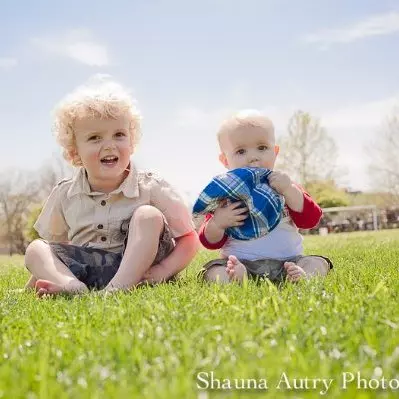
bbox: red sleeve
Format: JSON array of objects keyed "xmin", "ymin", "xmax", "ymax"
[
  {"xmin": 198, "ymin": 213, "xmax": 228, "ymax": 249},
  {"xmin": 287, "ymin": 184, "xmax": 322, "ymax": 229}
]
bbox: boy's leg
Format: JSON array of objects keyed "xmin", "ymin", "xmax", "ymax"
[
  {"xmin": 24, "ymin": 275, "xmax": 37, "ymax": 289},
  {"xmin": 284, "ymin": 256, "xmax": 330, "ymax": 282},
  {"xmin": 104, "ymin": 205, "xmax": 165, "ymax": 291},
  {"xmin": 24, "ymin": 240, "xmax": 88, "ymax": 295}
]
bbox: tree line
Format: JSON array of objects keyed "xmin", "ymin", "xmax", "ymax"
[{"xmin": 1, "ymin": 107, "xmax": 398, "ymax": 255}]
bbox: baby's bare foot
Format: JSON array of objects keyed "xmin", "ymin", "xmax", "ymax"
[
  {"xmin": 284, "ymin": 262, "xmax": 306, "ymax": 283},
  {"xmin": 34, "ymin": 280, "xmax": 88, "ymax": 298},
  {"xmin": 226, "ymin": 255, "xmax": 247, "ymax": 283}
]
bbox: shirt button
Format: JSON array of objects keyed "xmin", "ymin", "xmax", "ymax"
[
  {"xmin": 97, "ymin": 224, "xmax": 103, "ymax": 229},
  {"xmin": 101, "ymin": 236, "xmax": 107, "ymax": 242},
  {"xmin": 101, "ymin": 200, "xmax": 106, "ymax": 206}
]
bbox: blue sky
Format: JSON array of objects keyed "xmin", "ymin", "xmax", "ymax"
[{"xmin": 1, "ymin": 0, "xmax": 398, "ymax": 201}]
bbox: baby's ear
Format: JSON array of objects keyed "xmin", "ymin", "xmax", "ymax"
[
  {"xmin": 274, "ymin": 145, "xmax": 280, "ymax": 156},
  {"xmin": 219, "ymin": 153, "xmax": 228, "ymax": 168}
]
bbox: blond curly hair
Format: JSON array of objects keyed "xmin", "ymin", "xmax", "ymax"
[{"xmin": 53, "ymin": 75, "xmax": 142, "ymax": 166}]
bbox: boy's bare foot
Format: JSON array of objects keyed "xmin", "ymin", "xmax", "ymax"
[
  {"xmin": 34, "ymin": 279, "xmax": 88, "ymax": 298},
  {"xmin": 226, "ymin": 255, "xmax": 247, "ymax": 282},
  {"xmin": 283, "ymin": 262, "xmax": 306, "ymax": 282}
]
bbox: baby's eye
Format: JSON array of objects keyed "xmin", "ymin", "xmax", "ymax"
[
  {"xmin": 88, "ymin": 135, "xmax": 101, "ymax": 141},
  {"xmin": 236, "ymin": 149, "xmax": 246, "ymax": 155},
  {"xmin": 258, "ymin": 145, "xmax": 268, "ymax": 151},
  {"xmin": 115, "ymin": 131, "xmax": 127, "ymax": 138}
]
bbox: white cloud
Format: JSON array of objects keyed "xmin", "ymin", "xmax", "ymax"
[
  {"xmin": 0, "ymin": 57, "xmax": 18, "ymax": 69},
  {"xmin": 302, "ymin": 11, "xmax": 399, "ymax": 48},
  {"xmin": 320, "ymin": 94, "xmax": 399, "ymax": 130},
  {"xmin": 31, "ymin": 29, "xmax": 109, "ymax": 66}
]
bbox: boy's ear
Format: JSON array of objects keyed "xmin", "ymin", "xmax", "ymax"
[
  {"xmin": 219, "ymin": 153, "xmax": 228, "ymax": 168},
  {"xmin": 274, "ymin": 145, "xmax": 280, "ymax": 156}
]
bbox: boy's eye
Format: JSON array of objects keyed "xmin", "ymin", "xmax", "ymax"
[
  {"xmin": 236, "ymin": 149, "xmax": 246, "ymax": 155},
  {"xmin": 88, "ymin": 135, "xmax": 101, "ymax": 141},
  {"xmin": 258, "ymin": 145, "xmax": 268, "ymax": 151},
  {"xmin": 115, "ymin": 131, "xmax": 127, "ymax": 138}
]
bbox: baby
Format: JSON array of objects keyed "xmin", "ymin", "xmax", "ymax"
[{"xmin": 197, "ymin": 110, "xmax": 332, "ymax": 283}]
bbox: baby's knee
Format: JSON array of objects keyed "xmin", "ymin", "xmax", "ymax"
[
  {"xmin": 203, "ymin": 266, "xmax": 230, "ymax": 283},
  {"xmin": 299, "ymin": 256, "xmax": 330, "ymax": 275},
  {"xmin": 131, "ymin": 205, "xmax": 164, "ymax": 227}
]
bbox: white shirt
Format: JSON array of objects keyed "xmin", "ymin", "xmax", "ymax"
[{"xmin": 220, "ymin": 215, "xmax": 303, "ymax": 261}]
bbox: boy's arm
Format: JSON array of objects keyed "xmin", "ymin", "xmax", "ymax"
[{"xmin": 141, "ymin": 231, "xmax": 199, "ymax": 283}]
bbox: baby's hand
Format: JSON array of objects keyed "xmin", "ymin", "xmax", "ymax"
[
  {"xmin": 268, "ymin": 171, "xmax": 293, "ymax": 196},
  {"xmin": 212, "ymin": 201, "xmax": 248, "ymax": 230}
]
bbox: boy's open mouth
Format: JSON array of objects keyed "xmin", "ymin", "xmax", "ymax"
[{"xmin": 101, "ymin": 155, "xmax": 119, "ymax": 165}]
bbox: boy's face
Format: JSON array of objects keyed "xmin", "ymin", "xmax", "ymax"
[
  {"xmin": 72, "ymin": 115, "xmax": 133, "ymax": 188},
  {"xmin": 219, "ymin": 125, "xmax": 279, "ymax": 170}
]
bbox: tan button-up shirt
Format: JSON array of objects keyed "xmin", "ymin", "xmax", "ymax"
[{"xmin": 34, "ymin": 166, "xmax": 195, "ymax": 253}]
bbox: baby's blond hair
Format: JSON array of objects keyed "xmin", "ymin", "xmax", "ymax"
[
  {"xmin": 53, "ymin": 75, "xmax": 141, "ymax": 166},
  {"xmin": 217, "ymin": 109, "xmax": 275, "ymax": 149}
]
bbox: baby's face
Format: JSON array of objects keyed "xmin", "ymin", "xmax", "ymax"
[{"xmin": 219, "ymin": 125, "xmax": 278, "ymax": 170}]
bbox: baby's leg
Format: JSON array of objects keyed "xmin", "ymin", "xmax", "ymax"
[
  {"xmin": 203, "ymin": 266, "xmax": 231, "ymax": 283},
  {"xmin": 24, "ymin": 240, "xmax": 88, "ymax": 296},
  {"xmin": 284, "ymin": 256, "xmax": 330, "ymax": 282},
  {"xmin": 226, "ymin": 256, "xmax": 248, "ymax": 283},
  {"xmin": 202, "ymin": 256, "xmax": 247, "ymax": 284},
  {"xmin": 105, "ymin": 205, "xmax": 164, "ymax": 291}
]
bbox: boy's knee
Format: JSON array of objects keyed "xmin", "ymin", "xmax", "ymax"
[
  {"xmin": 131, "ymin": 205, "xmax": 164, "ymax": 228},
  {"xmin": 24, "ymin": 240, "xmax": 46, "ymax": 266}
]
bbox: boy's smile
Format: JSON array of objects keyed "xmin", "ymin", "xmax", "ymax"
[{"xmin": 72, "ymin": 115, "xmax": 133, "ymax": 192}]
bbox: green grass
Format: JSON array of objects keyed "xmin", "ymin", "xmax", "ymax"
[{"xmin": 0, "ymin": 230, "xmax": 399, "ymax": 399}]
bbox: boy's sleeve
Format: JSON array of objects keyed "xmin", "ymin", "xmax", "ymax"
[
  {"xmin": 198, "ymin": 213, "xmax": 228, "ymax": 249},
  {"xmin": 34, "ymin": 185, "xmax": 69, "ymax": 242},
  {"xmin": 287, "ymin": 184, "xmax": 322, "ymax": 229},
  {"xmin": 150, "ymin": 174, "xmax": 195, "ymax": 238}
]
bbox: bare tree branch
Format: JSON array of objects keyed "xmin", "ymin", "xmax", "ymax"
[
  {"xmin": 276, "ymin": 110, "xmax": 340, "ymax": 186},
  {"xmin": 367, "ymin": 106, "xmax": 399, "ymax": 198}
]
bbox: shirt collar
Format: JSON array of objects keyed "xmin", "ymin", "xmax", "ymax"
[{"xmin": 67, "ymin": 163, "xmax": 139, "ymax": 199}]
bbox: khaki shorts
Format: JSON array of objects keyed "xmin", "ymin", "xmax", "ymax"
[
  {"xmin": 199, "ymin": 255, "xmax": 333, "ymax": 284},
  {"xmin": 41, "ymin": 219, "xmax": 175, "ymax": 290}
]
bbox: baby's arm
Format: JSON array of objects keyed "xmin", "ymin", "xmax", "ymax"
[
  {"xmin": 199, "ymin": 202, "xmax": 248, "ymax": 249},
  {"xmin": 286, "ymin": 187, "xmax": 322, "ymax": 229},
  {"xmin": 268, "ymin": 171, "xmax": 322, "ymax": 228}
]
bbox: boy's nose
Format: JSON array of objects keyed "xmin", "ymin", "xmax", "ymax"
[{"xmin": 103, "ymin": 141, "xmax": 116, "ymax": 151}]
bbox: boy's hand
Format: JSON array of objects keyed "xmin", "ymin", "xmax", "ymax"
[
  {"xmin": 268, "ymin": 171, "xmax": 293, "ymax": 196},
  {"xmin": 212, "ymin": 201, "xmax": 248, "ymax": 230}
]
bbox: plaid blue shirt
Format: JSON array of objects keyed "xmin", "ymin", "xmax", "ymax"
[{"xmin": 193, "ymin": 167, "xmax": 285, "ymax": 240}]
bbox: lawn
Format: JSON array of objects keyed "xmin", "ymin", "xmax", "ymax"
[{"xmin": 0, "ymin": 230, "xmax": 398, "ymax": 399}]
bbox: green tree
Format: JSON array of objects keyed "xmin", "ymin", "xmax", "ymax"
[
  {"xmin": 25, "ymin": 205, "xmax": 42, "ymax": 243},
  {"xmin": 305, "ymin": 180, "xmax": 349, "ymax": 208}
]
